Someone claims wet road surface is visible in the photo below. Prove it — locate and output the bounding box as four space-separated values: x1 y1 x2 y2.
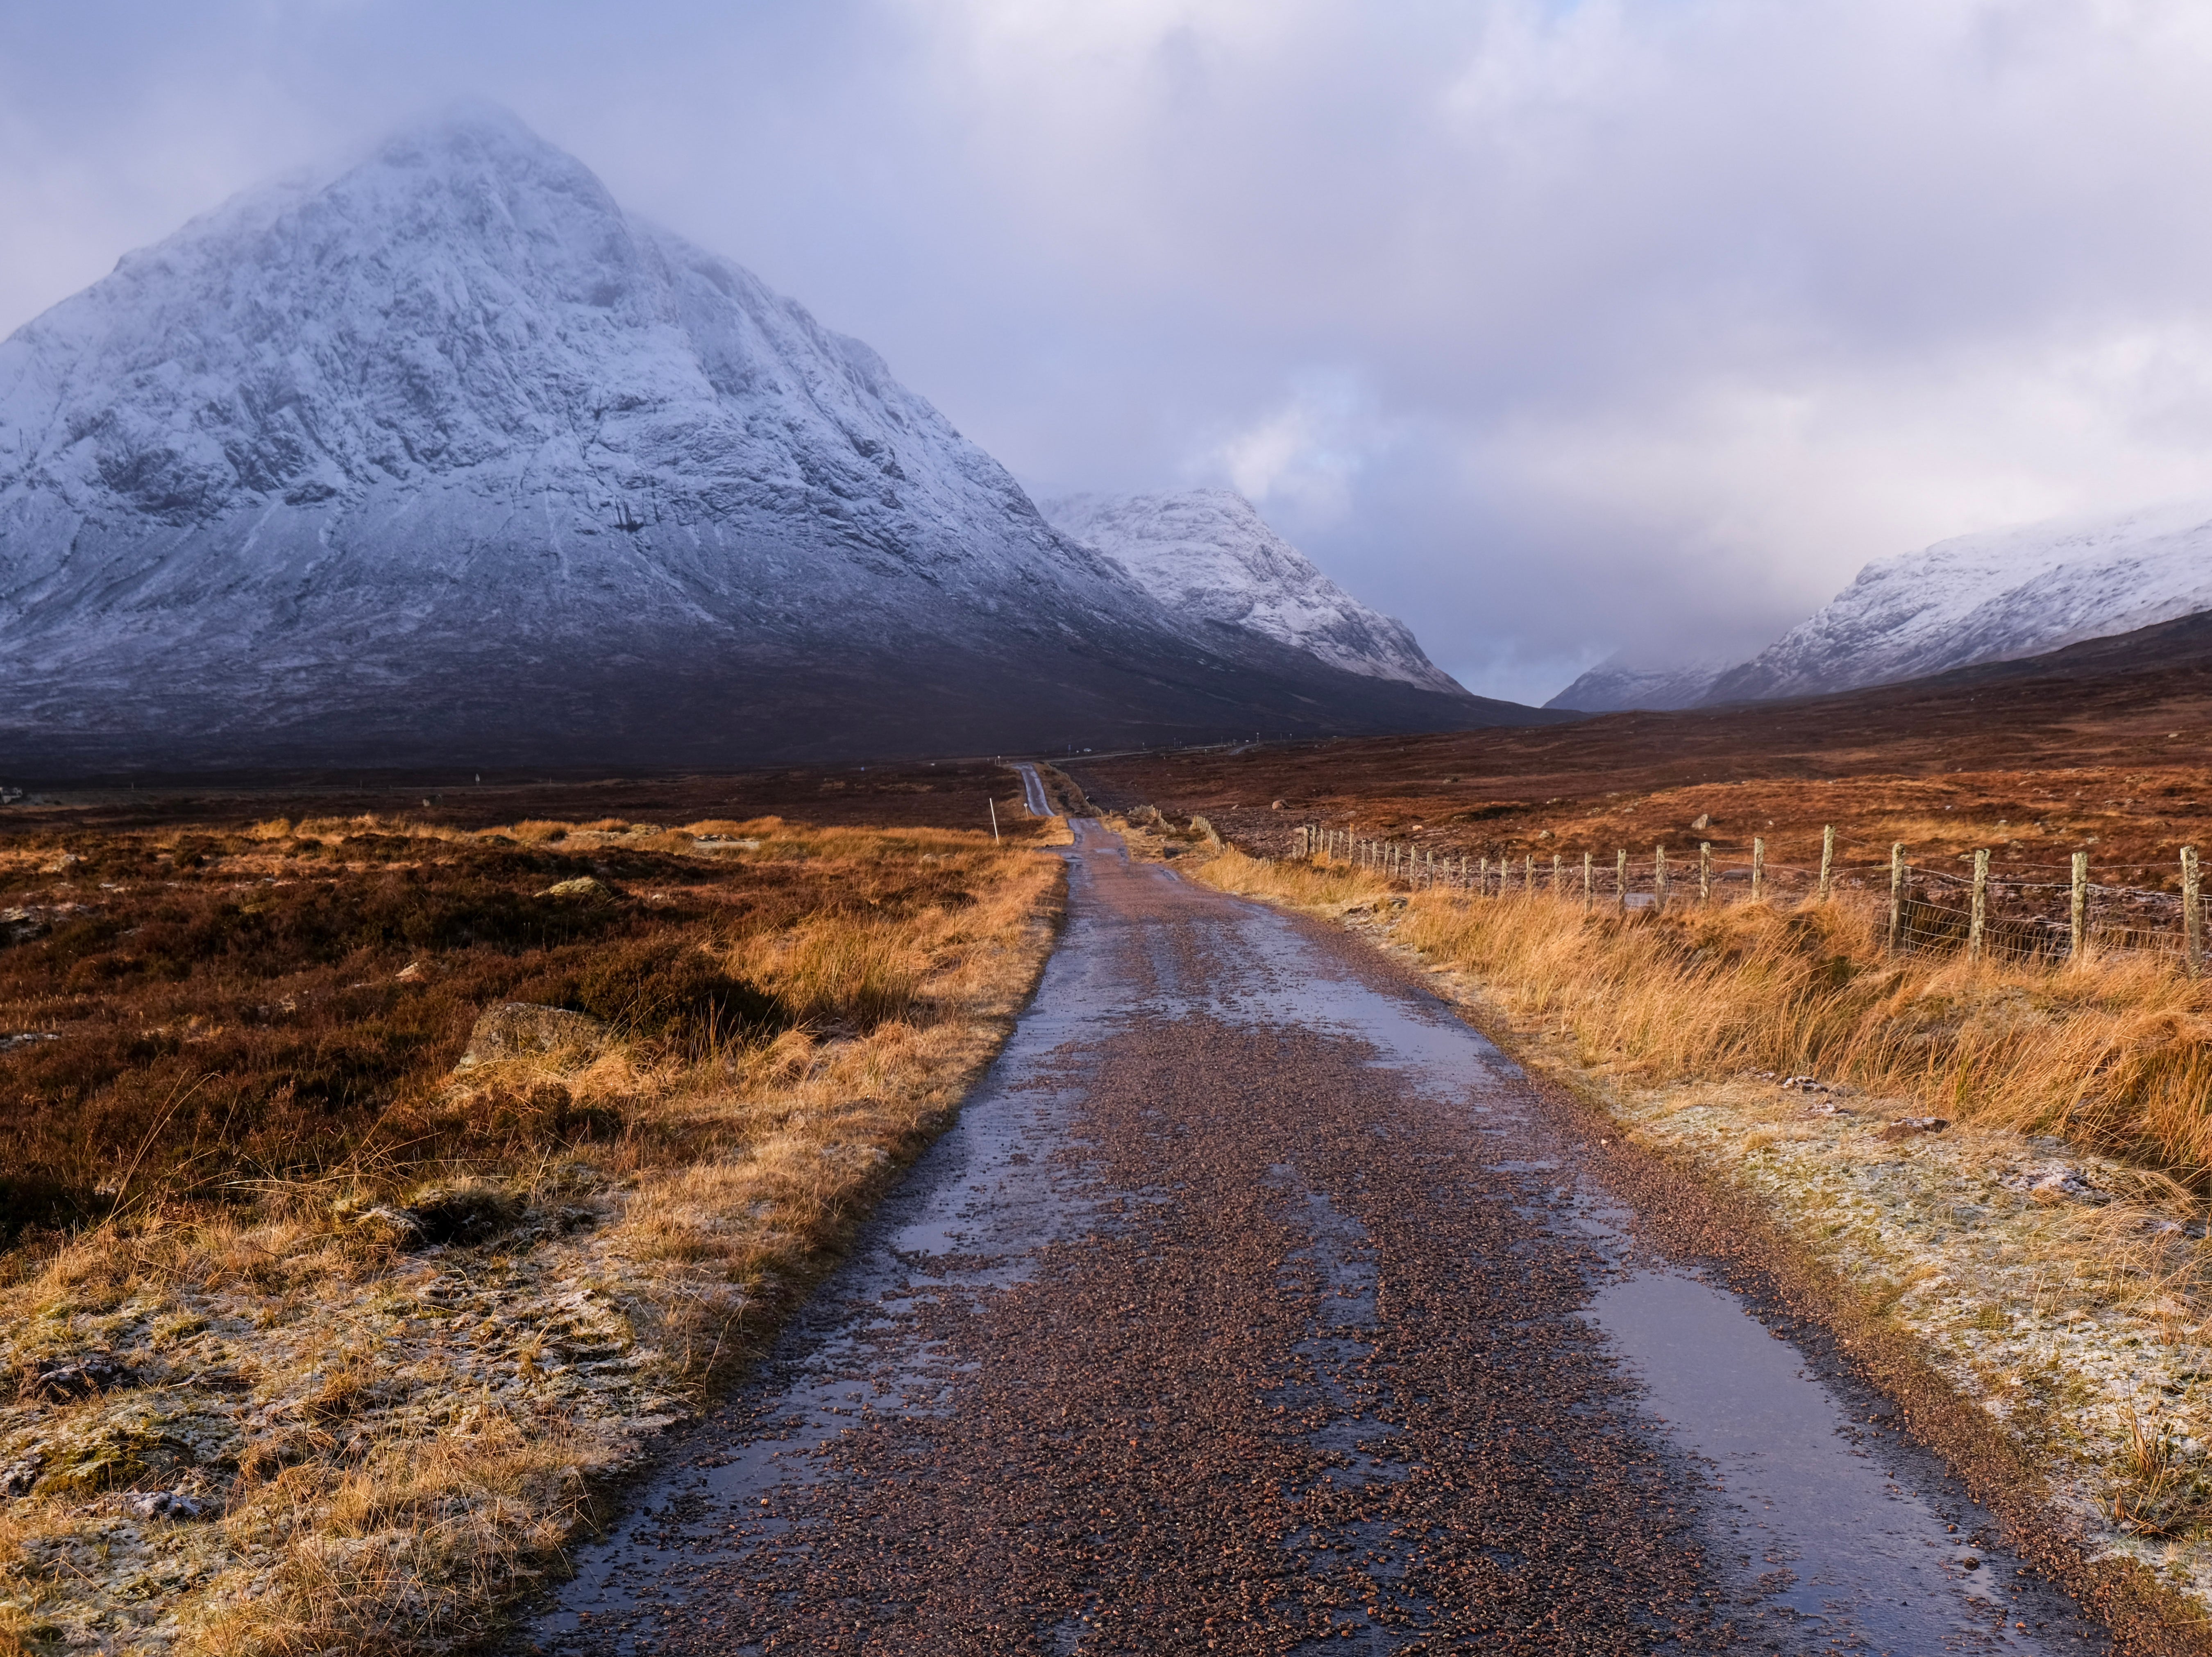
528 821 2103 1655
1014 762 1053 818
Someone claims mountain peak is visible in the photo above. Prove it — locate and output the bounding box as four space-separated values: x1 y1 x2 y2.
1702 498 2212 703
0 132 1507 769
1040 487 1465 695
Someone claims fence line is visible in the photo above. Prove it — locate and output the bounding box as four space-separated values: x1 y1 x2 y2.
1285 822 2206 976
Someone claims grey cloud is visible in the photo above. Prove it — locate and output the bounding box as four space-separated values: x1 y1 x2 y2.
6 0 2212 703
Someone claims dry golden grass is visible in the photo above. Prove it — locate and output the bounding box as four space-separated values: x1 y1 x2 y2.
0 813 1064 1656
1197 847 2212 1181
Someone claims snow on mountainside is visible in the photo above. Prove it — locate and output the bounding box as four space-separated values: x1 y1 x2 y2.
1040 490 1466 696
1544 656 1728 712
0 107 1499 770
1703 500 2212 705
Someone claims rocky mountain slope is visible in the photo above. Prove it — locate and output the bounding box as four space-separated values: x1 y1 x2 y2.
0 108 1512 775
1544 656 1730 712
1040 489 1466 696
1702 499 2212 704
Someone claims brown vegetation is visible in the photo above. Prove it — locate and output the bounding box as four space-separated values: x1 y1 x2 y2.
3 755 1030 842
0 808 1063 1654
1072 637 2212 893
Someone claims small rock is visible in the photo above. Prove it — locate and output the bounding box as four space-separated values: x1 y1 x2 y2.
0 1031 60 1052
21 1354 138 1402
2001 1165 2108 1205
395 960 427 982
1802 1100 1856 1118
352 1204 427 1242
129 1491 210 1521
1877 1116 1950 1142
1692 814 1712 830
351 1188 529 1250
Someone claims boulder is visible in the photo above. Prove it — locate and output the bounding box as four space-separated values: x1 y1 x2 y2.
456 1002 610 1069
541 875 616 900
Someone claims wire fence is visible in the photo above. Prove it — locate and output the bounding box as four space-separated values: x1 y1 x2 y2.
1286 823 2207 975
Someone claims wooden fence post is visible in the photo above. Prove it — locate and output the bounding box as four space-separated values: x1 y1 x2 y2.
1969 849 1988 962
1479 855 1488 894
1818 825 1835 902
1525 853 1535 893
1552 853 1563 897
1616 848 1628 914
1654 844 1668 911
2185 846 2202 978
1752 837 1765 903
1699 842 1712 905
1888 843 1903 952
1583 850 1593 913
2070 851 2087 965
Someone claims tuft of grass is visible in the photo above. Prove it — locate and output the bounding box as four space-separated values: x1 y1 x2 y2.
758 916 923 1029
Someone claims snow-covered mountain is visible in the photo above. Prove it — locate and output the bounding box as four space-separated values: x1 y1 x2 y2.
1040 489 1464 696
1544 655 1729 712
1702 500 2212 704
0 107 1503 773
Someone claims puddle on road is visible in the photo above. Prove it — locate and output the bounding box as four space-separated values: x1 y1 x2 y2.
1264 1165 1427 1655
1587 1270 2094 1654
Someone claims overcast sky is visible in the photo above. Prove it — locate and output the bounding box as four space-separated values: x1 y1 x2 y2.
7 0 2212 702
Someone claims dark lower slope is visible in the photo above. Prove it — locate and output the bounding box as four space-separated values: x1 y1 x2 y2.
1072 604 2212 861
0 615 1559 779
1818 606 2212 697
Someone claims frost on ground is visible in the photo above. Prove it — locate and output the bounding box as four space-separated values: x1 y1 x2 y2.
0 1197 686 1652
0 816 1064 1655
1417 952 2212 1610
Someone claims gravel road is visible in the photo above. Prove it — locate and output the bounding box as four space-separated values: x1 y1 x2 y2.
525 821 2103 1655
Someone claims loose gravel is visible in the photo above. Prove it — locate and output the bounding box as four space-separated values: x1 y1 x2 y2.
524 823 2108 1655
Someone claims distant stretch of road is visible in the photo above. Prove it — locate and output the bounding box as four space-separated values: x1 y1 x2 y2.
1012 761 1052 817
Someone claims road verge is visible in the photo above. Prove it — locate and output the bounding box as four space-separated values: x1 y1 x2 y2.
1114 818 2212 1648
0 816 1065 1656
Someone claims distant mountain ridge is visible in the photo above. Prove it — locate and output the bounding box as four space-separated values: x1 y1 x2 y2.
1544 499 2212 712
1041 489 1465 696
0 107 1517 774
1544 657 1732 713
1704 499 2212 704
